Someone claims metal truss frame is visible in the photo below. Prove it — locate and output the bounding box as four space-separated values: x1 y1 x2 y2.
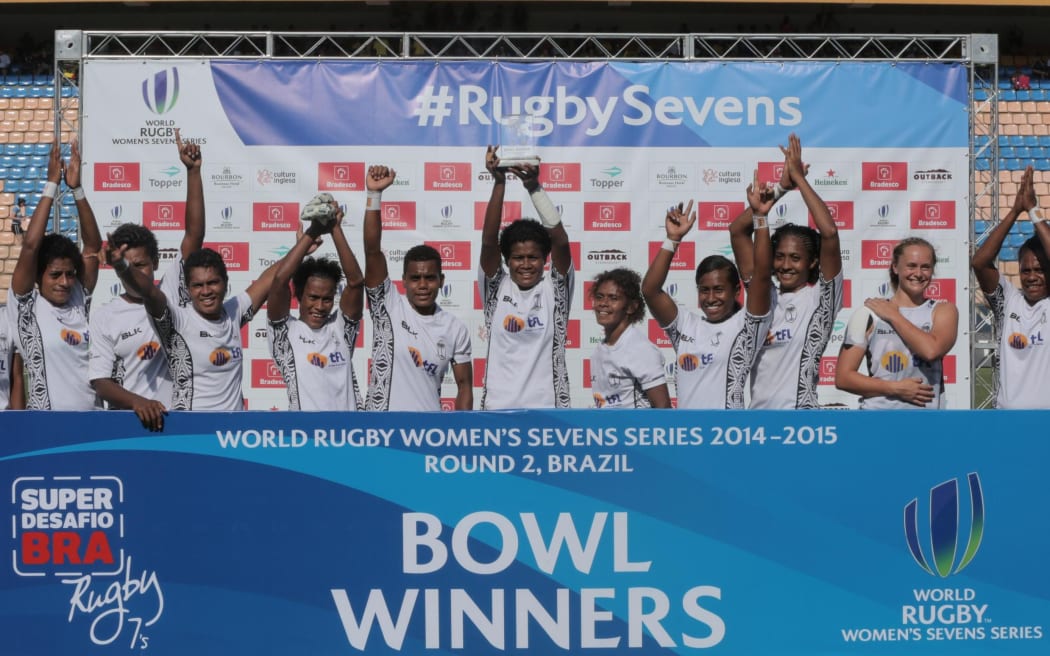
53 30 999 407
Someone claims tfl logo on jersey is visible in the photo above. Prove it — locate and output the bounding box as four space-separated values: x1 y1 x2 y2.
593 393 622 408
137 341 161 360
881 350 909 373
61 329 86 347
209 347 242 366
677 352 713 371
503 314 543 334
1008 332 1044 349
408 347 439 376
765 328 793 346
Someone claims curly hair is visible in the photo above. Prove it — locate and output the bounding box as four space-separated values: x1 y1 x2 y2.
109 222 160 267
889 237 936 290
37 234 83 282
184 248 228 284
1019 235 1050 280
292 256 343 300
772 223 821 284
590 268 646 324
499 218 552 261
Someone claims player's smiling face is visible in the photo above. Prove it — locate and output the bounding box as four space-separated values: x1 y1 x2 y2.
38 257 77 306
187 266 227 320
506 241 546 290
299 276 336 329
403 259 443 315
592 280 633 334
1018 248 1048 305
697 268 738 323
774 235 815 293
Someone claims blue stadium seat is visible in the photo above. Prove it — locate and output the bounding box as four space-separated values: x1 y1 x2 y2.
975 134 990 147
0 168 10 180
1019 221 1035 236
17 74 32 86
1015 90 1032 101
1024 135 1039 147
1006 232 1027 248
60 86 77 98
999 146 1015 158
28 155 46 168
0 156 13 168
33 74 51 86
998 136 1010 147
974 89 988 101
33 144 50 156
0 87 14 99
1035 159 1050 171
13 155 29 167
1015 146 1032 159
1001 246 1019 261
974 220 989 234
1005 158 1023 170
18 144 33 156
5 167 24 180
1009 135 1025 147
975 158 991 171
3 145 19 155
999 89 1017 101
998 79 1014 90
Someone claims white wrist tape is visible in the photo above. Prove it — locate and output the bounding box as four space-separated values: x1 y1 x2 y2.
366 190 382 211
1032 207 1047 224
661 238 680 253
529 186 561 229
72 186 86 201
42 181 58 199
753 214 769 230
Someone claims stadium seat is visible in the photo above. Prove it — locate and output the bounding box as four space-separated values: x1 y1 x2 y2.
1005 158 1022 170
3 145 18 155
974 89 988 101
975 158 991 171
1001 246 1019 261
1015 90 1032 102
1015 147 1031 159
1000 146 1015 158
33 74 51 86
1019 221 1035 236
1006 232 1027 248
1035 159 1050 171
974 220 989 234
32 143 50 156
1009 135 1025 147
999 89 1016 101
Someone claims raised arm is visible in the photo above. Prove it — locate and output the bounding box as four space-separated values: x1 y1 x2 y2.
64 140 102 293
267 221 329 323
330 207 364 321
363 165 397 288
972 165 1035 293
728 206 756 283
11 145 61 295
480 145 507 278
784 134 840 279
745 171 774 317
514 162 571 275
176 128 205 259
643 201 696 327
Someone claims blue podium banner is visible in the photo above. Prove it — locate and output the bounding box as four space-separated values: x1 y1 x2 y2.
1 410 1046 655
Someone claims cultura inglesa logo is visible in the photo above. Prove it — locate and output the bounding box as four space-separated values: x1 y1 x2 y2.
904 472 984 577
142 68 180 115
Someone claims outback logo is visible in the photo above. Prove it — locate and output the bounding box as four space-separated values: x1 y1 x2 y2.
93 163 141 192
585 248 629 263
913 168 953 183
142 68 180 115
814 167 850 188
904 473 984 577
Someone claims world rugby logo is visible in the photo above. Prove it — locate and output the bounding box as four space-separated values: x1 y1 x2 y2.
142 68 180 115
904 473 984 577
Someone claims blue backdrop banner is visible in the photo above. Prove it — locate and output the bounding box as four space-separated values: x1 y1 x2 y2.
1 410 1045 655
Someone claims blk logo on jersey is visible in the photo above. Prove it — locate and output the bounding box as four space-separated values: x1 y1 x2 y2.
881 350 909 373
137 342 161 360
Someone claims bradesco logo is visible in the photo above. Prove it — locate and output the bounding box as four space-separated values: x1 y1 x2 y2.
925 278 956 304
203 242 250 271
13 475 125 576
648 319 671 348
251 359 286 388
818 356 837 384
143 201 186 231
382 202 417 230
757 161 785 186
424 163 472 191
905 473 984 577
648 240 697 270
142 67 180 115
566 319 581 349
910 201 955 230
539 163 581 191
862 162 908 191
424 241 471 270
252 202 299 231
583 202 631 231
809 201 854 230
698 202 745 230
94 163 141 192
861 240 899 268
318 162 365 191
473 201 522 230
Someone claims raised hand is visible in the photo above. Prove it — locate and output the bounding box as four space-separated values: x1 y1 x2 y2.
779 133 808 188
665 200 697 242
746 169 776 215
64 139 82 189
366 165 397 192
46 142 63 183
485 145 506 184
508 162 540 191
175 128 202 170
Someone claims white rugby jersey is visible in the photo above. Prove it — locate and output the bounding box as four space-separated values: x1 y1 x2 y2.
12 283 100 410
88 260 184 406
153 291 253 411
590 323 666 408
749 272 844 409
268 312 361 411
988 277 1050 409
844 299 944 410
366 277 471 412
480 266 574 409
0 303 15 409
664 306 772 410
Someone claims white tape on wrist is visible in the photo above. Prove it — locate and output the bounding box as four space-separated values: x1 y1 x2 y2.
529 187 561 228
72 186 86 201
1032 207 1048 224
661 238 680 253
42 181 58 199
366 190 382 211
753 214 769 230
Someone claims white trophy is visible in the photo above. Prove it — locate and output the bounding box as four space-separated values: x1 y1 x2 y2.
498 115 541 168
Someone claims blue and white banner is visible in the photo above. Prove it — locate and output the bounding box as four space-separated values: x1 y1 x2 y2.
1 410 1046 654
82 59 972 408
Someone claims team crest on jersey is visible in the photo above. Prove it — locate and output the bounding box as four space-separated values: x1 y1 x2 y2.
881 350 909 373
1007 333 1029 349
678 354 700 371
308 352 329 368
503 315 525 333
137 341 161 360
60 329 85 346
